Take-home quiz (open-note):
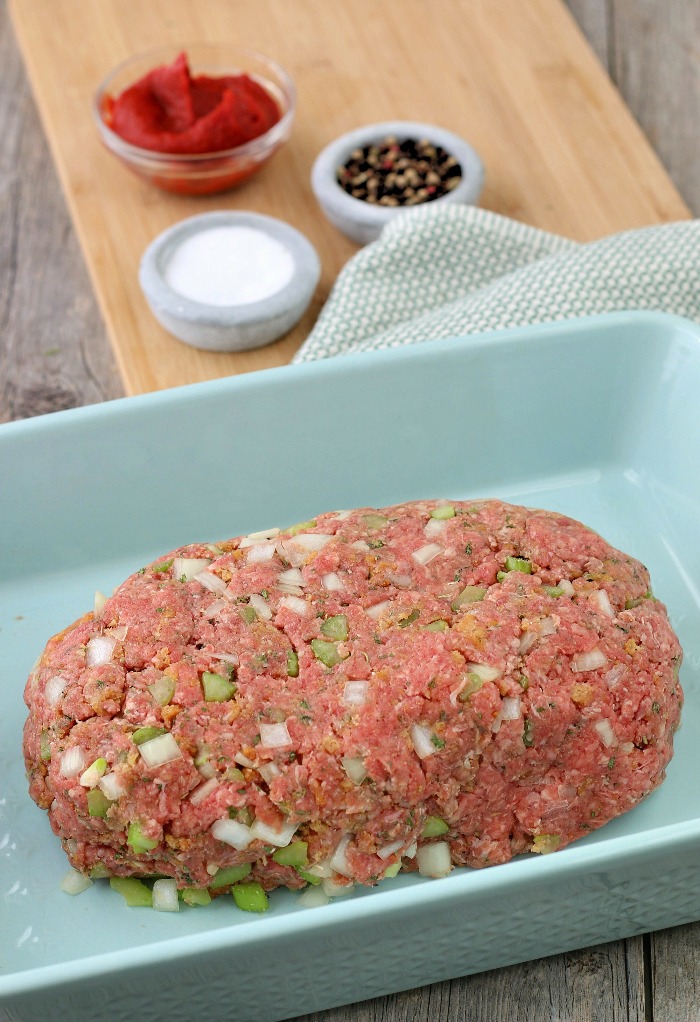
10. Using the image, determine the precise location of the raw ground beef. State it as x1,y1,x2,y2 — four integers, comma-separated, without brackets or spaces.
23,499,683,896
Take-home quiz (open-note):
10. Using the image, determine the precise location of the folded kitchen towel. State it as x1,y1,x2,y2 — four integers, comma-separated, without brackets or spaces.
292,205,700,361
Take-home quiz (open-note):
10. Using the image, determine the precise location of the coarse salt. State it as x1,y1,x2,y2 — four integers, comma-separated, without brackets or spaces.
165,226,295,306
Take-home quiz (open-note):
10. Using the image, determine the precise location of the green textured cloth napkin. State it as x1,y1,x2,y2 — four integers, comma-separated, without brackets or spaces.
293,206,700,362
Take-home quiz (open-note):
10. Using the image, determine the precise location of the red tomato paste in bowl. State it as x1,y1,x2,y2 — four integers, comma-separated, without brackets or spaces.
94,47,294,195
106,52,281,154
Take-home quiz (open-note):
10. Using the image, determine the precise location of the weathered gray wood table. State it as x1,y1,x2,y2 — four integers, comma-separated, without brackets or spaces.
2,1,699,1018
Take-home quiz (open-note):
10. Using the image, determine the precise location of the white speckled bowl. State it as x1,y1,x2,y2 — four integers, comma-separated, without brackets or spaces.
139,211,320,352
311,120,485,246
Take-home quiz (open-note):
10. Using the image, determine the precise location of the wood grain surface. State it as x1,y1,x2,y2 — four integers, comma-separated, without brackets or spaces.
3,1,700,1019
7,0,690,396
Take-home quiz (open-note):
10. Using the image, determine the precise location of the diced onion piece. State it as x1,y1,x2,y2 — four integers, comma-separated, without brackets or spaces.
85,635,116,667
572,648,608,672
189,777,219,805
278,567,305,588
203,599,227,617
417,841,453,878
94,590,107,617
411,723,437,760
211,818,253,850
197,761,217,780
44,675,65,707
245,543,277,564
539,616,557,637
594,719,617,747
519,630,538,654
605,664,626,688
210,651,239,665
278,595,310,617
387,572,412,588
322,877,354,897
351,540,370,552
322,572,345,591
60,868,93,896
330,834,353,877
249,593,272,621
342,680,368,706
153,878,179,912
173,557,211,582
377,839,404,861
138,732,182,767
257,762,281,784
98,772,125,800
466,662,501,683
412,543,442,566
289,533,332,551
79,758,107,788
60,747,86,778
341,756,367,784
558,579,575,596
306,858,333,878
259,721,292,748
366,600,392,621
593,589,614,618
280,534,332,565
250,817,297,848
240,527,280,546
194,571,228,594
298,886,330,908
424,517,447,538
404,841,418,859
501,696,522,720
234,752,255,768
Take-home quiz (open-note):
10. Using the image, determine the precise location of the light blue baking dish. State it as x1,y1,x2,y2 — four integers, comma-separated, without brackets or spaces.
2,311,700,1022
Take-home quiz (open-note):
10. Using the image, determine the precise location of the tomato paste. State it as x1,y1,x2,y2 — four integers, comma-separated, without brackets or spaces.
107,52,281,154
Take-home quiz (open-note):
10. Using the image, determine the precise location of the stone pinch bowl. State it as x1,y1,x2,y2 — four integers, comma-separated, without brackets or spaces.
139,211,321,352
311,120,485,246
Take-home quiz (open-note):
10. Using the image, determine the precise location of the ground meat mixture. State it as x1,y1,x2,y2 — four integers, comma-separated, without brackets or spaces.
23,499,683,897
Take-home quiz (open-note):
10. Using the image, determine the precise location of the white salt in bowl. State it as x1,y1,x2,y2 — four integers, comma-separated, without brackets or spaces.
139,211,320,352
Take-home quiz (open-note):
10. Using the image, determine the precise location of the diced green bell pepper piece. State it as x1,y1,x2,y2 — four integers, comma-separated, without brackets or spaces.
424,619,449,632
110,877,153,907
87,788,113,818
286,650,299,677
181,887,212,907
202,671,236,702
320,615,349,641
232,881,269,913
504,556,532,574
296,869,322,886
451,585,487,611
383,861,402,878
422,815,450,838
458,673,485,702
272,840,308,867
430,505,455,520
209,863,252,889
362,513,389,529
127,821,158,854
311,639,348,667
132,726,167,746
287,519,317,535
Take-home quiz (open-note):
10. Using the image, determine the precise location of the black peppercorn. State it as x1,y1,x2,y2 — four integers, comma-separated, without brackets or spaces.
337,136,463,206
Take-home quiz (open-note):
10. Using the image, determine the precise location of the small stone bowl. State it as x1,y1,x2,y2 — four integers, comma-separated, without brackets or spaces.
311,120,485,246
139,211,321,352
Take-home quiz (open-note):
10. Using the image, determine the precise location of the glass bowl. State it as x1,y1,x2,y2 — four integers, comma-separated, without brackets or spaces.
93,44,296,196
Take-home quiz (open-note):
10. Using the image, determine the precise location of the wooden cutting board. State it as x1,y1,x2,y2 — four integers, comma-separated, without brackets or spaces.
9,0,690,396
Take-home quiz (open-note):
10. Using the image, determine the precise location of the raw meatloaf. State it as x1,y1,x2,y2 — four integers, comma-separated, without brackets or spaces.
24,499,683,895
